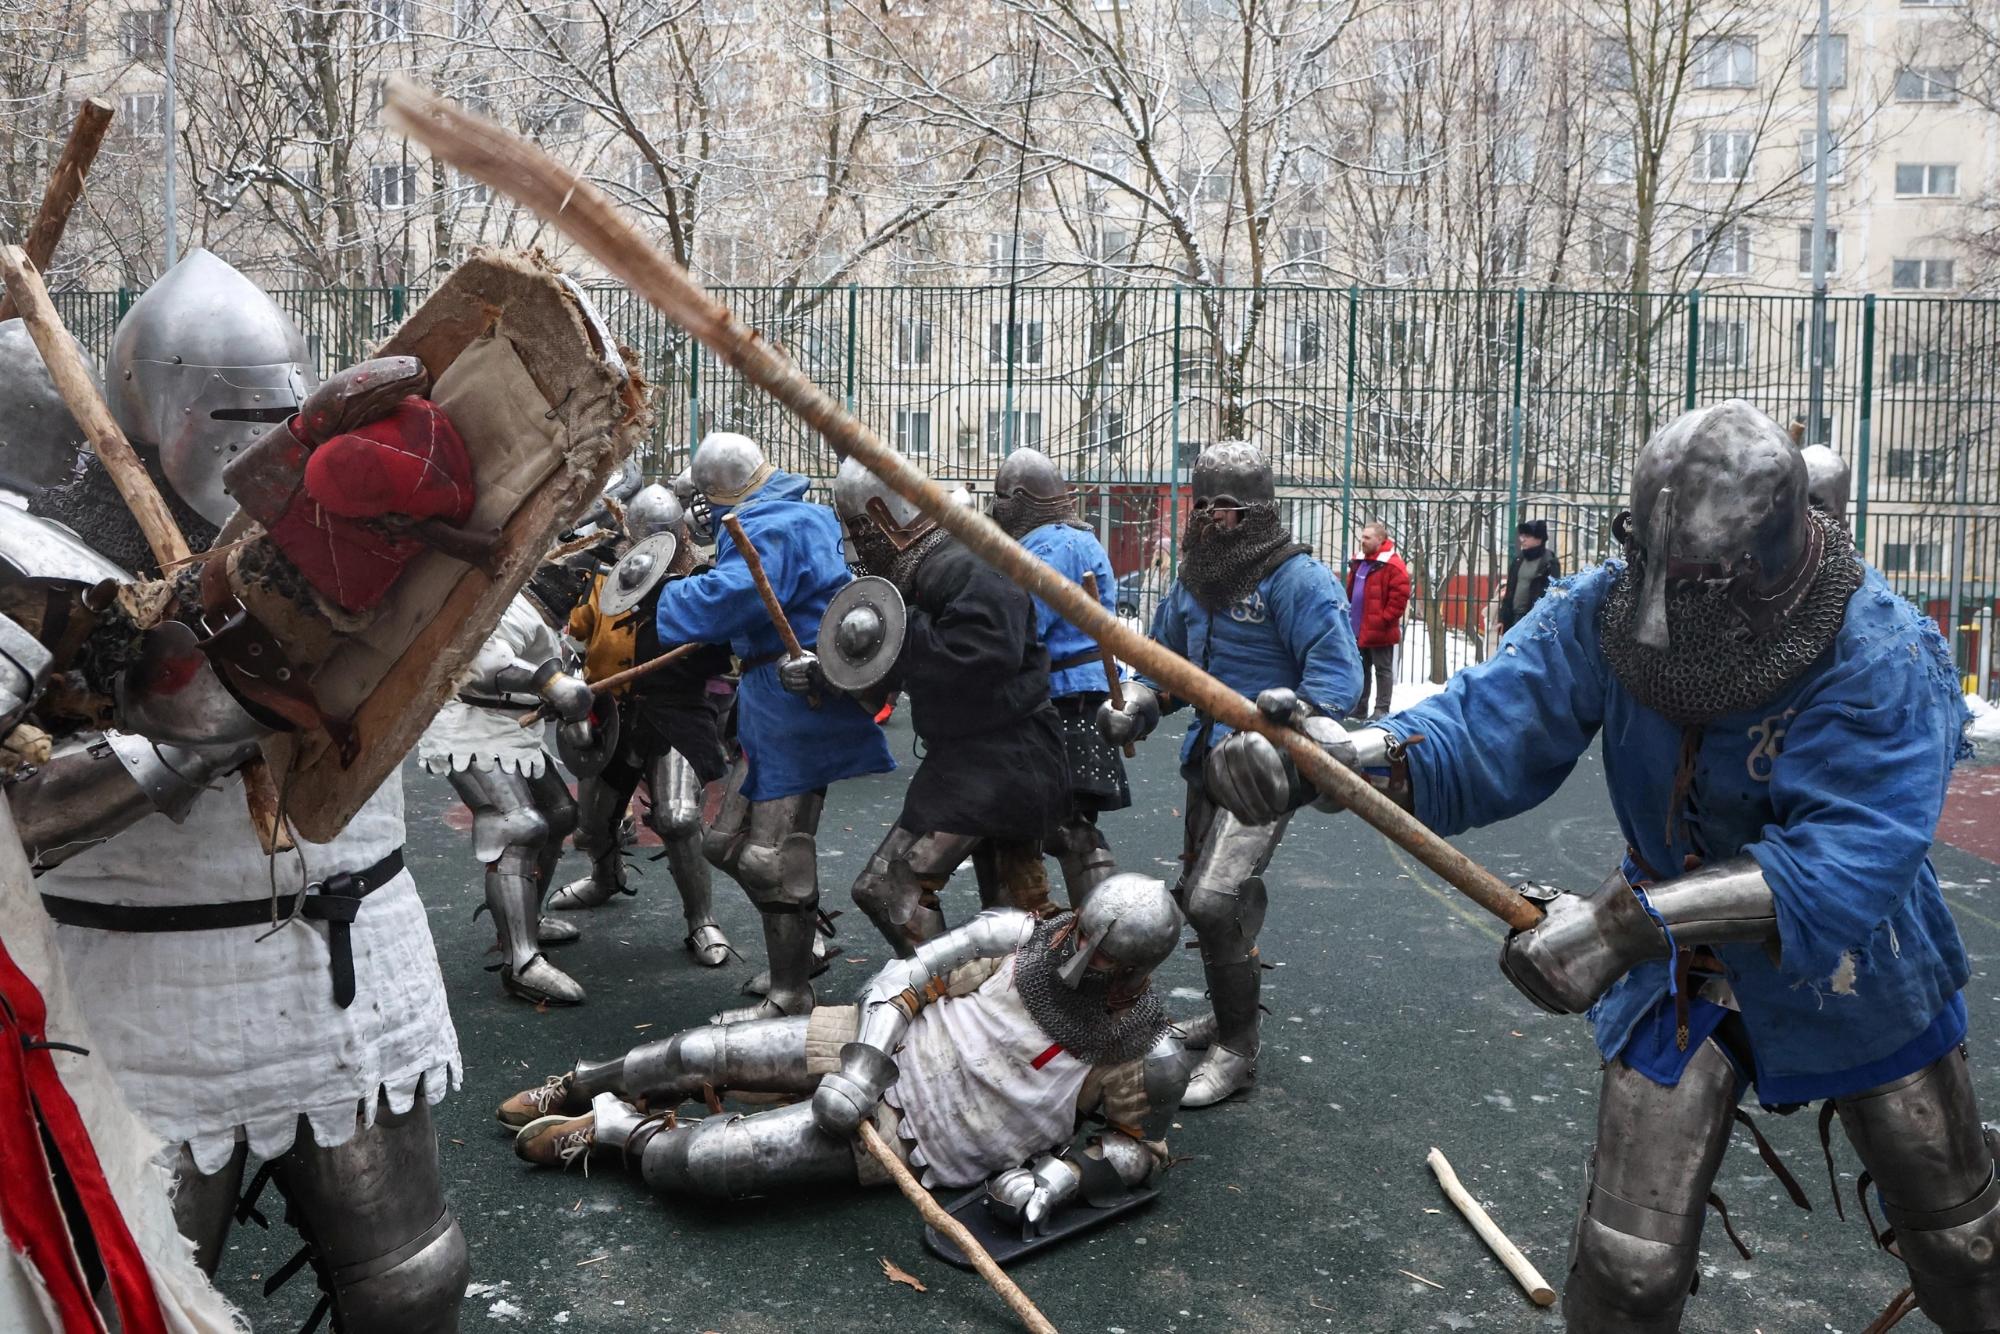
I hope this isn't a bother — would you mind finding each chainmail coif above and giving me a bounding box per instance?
[1012,913,1168,1065]
[36,451,219,575]
[993,493,1086,540]
[1599,509,1864,725]
[1178,504,1309,612]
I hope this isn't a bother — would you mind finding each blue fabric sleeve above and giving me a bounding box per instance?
[1273,558,1364,718]
[655,538,764,647]
[1384,570,1611,837]
[1744,617,1967,986]
[1143,589,1191,718]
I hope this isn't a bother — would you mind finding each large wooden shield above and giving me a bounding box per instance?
[256,251,648,840]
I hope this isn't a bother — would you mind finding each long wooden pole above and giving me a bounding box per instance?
[1425,1147,1556,1307]
[0,246,293,854]
[857,1121,1060,1334]
[384,80,1540,932]
[0,98,114,324]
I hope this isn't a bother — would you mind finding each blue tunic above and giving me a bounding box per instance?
[1141,553,1365,774]
[655,472,895,801]
[1383,562,1972,1104]
[1018,522,1120,699]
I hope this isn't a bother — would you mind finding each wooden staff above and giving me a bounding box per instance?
[719,511,821,709]
[1425,1147,1556,1307]
[856,1121,1059,1334]
[1080,571,1134,759]
[0,246,293,853]
[383,80,1541,933]
[0,98,114,324]
[516,641,702,726]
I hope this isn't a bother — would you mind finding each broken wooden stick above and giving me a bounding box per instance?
[0,97,114,324]
[1081,571,1134,759]
[383,77,1541,933]
[1425,1147,1556,1307]
[857,1120,1059,1334]
[720,512,818,709]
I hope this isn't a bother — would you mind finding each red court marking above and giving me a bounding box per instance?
[1939,768,2000,865]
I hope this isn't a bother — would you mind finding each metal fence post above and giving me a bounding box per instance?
[844,282,859,414]
[390,284,406,323]
[1507,287,1526,531]
[686,331,700,459]
[1168,285,1184,578]
[1684,289,1701,411]
[1340,284,1358,559]
[1855,294,1875,548]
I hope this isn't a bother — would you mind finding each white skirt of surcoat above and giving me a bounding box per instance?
[39,770,461,1174]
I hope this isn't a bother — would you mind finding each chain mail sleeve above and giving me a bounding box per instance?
[1377,566,1614,838]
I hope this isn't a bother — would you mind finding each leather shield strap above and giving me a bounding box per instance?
[41,848,405,1009]
[196,553,360,764]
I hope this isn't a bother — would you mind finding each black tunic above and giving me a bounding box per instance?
[887,540,1069,840]
[608,574,735,784]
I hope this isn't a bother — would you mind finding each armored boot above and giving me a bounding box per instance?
[490,847,584,1005]
[713,834,820,1023]
[740,925,831,997]
[650,750,731,965]
[1183,954,1259,1107]
[550,774,634,911]
[532,767,581,944]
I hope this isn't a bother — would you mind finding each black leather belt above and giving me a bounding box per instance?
[41,849,406,1010]
[1049,650,1102,673]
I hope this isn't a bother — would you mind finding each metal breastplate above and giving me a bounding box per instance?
[1012,914,1168,1066]
[1599,510,1865,726]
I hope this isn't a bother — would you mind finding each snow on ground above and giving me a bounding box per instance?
[1967,693,2000,746]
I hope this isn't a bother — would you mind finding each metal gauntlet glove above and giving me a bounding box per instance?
[779,651,826,698]
[1202,687,1361,825]
[531,660,594,723]
[1497,877,1670,1015]
[986,1154,1083,1237]
[811,1041,898,1138]
[1095,681,1160,746]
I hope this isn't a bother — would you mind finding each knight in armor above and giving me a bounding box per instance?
[499,874,1193,1232]
[1204,400,1999,1332]
[549,484,738,969]
[17,252,468,1330]
[656,433,896,1022]
[991,448,1130,900]
[1095,442,1361,1107]
[416,591,592,1004]
[800,457,1069,955]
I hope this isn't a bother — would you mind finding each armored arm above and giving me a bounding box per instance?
[1499,857,1777,1014]
[8,731,258,869]
[810,909,1038,1136]
[470,633,593,723]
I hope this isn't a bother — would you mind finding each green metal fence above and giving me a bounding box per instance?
[52,282,2000,694]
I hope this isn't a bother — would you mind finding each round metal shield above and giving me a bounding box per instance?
[819,575,906,694]
[598,531,679,616]
[557,691,621,778]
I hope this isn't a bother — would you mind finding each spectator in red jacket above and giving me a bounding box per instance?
[1343,521,1411,718]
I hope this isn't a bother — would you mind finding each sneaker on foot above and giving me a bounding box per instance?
[497,1072,588,1128]
[515,1112,595,1169]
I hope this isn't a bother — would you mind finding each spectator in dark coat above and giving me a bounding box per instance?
[1343,521,1411,719]
[1495,519,1560,635]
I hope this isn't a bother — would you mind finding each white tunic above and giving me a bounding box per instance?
[885,956,1090,1188]
[41,771,461,1174]
[416,594,563,778]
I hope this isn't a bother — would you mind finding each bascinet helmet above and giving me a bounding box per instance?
[624,483,684,540]
[832,456,937,552]
[1191,441,1275,514]
[1054,873,1182,991]
[994,447,1070,504]
[107,249,312,525]
[690,431,774,508]
[1615,400,1816,652]
[0,318,97,502]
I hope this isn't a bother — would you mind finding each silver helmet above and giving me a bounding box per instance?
[1618,400,1815,651]
[1801,443,1851,521]
[107,249,313,525]
[690,431,774,507]
[0,318,95,502]
[832,456,929,535]
[1054,873,1183,990]
[625,483,684,539]
[993,447,1070,503]
[1191,441,1275,510]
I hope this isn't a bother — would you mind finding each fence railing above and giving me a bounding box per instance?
[52,282,2000,693]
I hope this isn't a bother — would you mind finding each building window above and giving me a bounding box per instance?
[1889,351,1952,386]
[1589,221,1632,275]
[1891,258,1957,290]
[1894,162,1959,195]
[1495,38,1535,94]
[1881,542,1942,573]
[1083,407,1127,454]
[121,9,167,58]
[458,172,491,204]
[1283,226,1328,273]
[1893,66,1960,101]
[986,320,1045,367]
[1594,38,1632,91]
[1693,130,1754,182]
[121,93,163,138]
[1373,39,1434,97]
[892,318,932,369]
[1798,33,1848,87]
[1594,133,1636,183]
[893,409,932,456]
[366,0,409,40]
[1692,36,1756,89]
[1796,226,1840,273]
[1687,224,1752,277]
[1283,316,1325,365]
[984,410,1043,454]
[368,164,418,209]
[1795,129,1846,184]
[1175,166,1232,203]
[985,232,1045,279]
[1486,220,1529,277]
[1281,412,1327,458]
[1700,317,1749,370]
[1379,224,1429,282]
[1494,132,1536,186]
[1089,320,1126,367]
[1792,318,1837,370]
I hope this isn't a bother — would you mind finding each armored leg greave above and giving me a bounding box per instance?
[1835,1047,2000,1332]
[852,826,978,957]
[1177,789,1286,1106]
[619,1099,862,1201]
[550,764,641,910]
[449,767,582,1005]
[1049,815,1117,904]
[527,764,578,898]
[646,749,728,965]
[1564,1041,1739,1333]
[573,1015,815,1106]
[171,1142,250,1277]
[707,779,825,1021]
[971,839,1055,917]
